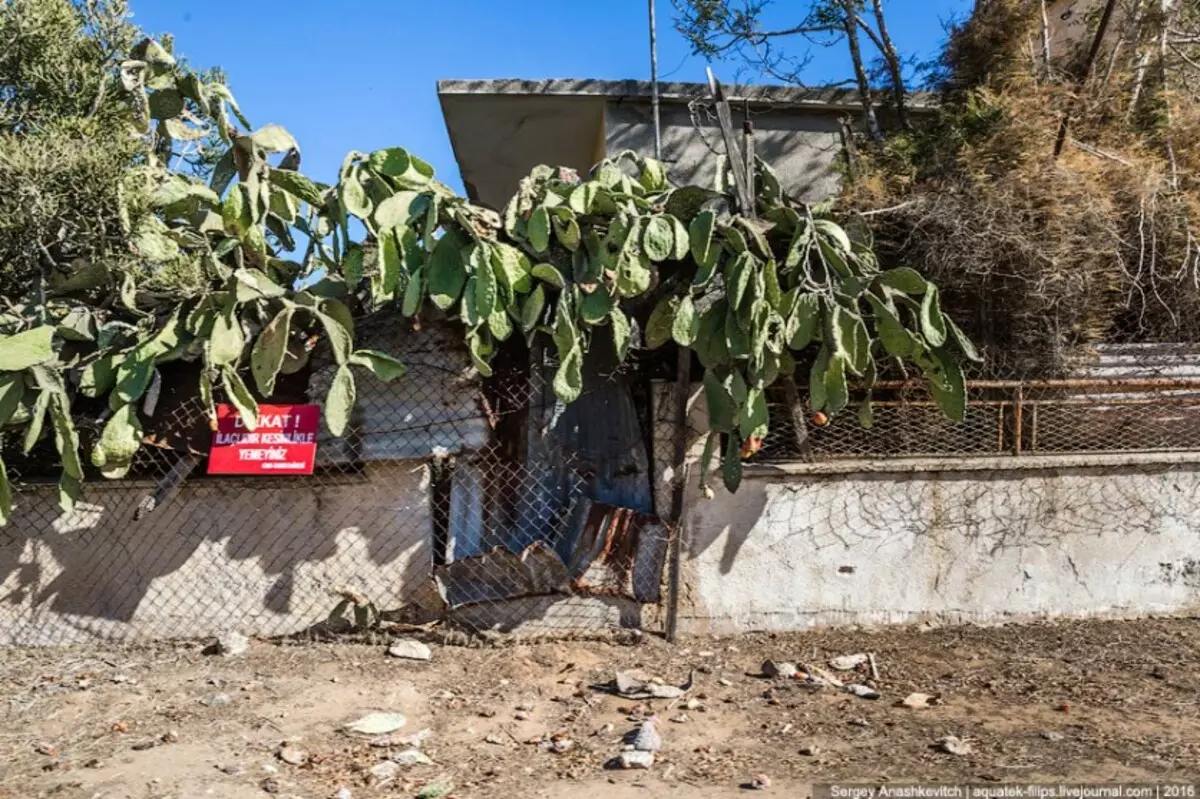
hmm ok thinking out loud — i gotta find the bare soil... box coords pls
[2,617,1198,799]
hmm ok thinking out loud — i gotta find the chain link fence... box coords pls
[0,315,681,646]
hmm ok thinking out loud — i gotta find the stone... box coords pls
[371,728,432,749]
[334,789,353,799]
[900,692,933,709]
[387,640,432,661]
[345,712,407,735]
[485,733,506,745]
[516,700,536,712]
[799,742,820,756]
[829,653,870,671]
[669,713,690,723]
[391,749,433,766]
[633,718,662,752]
[618,750,655,769]
[215,631,249,657]
[201,693,231,708]
[1040,731,1065,741]
[278,745,308,766]
[844,683,880,700]
[514,710,530,721]
[717,678,733,687]
[685,698,702,711]
[937,735,973,756]
[762,660,798,679]
[749,774,772,790]
[370,761,400,782]
[550,738,574,753]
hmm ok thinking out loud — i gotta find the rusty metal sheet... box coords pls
[565,498,669,603]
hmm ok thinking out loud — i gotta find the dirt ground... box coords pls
[2,617,1198,799]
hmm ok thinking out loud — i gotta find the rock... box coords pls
[749,774,772,790]
[415,781,453,799]
[215,631,249,657]
[201,693,231,708]
[387,640,432,661]
[369,760,400,782]
[550,737,574,753]
[594,723,615,736]
[1040,731,1065,742]
[633,717,662,752]
[717,678,733,687]
[516,700,536,712]
[698,650,715,657]
[612,669,694,699]
[936,735,973,756]
[829,653,869,671]
[84,758,104,769]
[669,713,690,723]
[278,744,308,766]
[900,692,934,709]
[514,710,530,721]
[485,733,506,745]
[844,683,880,699]
[799,742,820,756]
[370,728,431,749]
[334,789,353,799]
[34,743,58,756]
[218,764,245,776]
[618,750,655,769]
[391,748,433,766]
[761,660,798,679]
[429,689,456,700]
[260,777,280,794]
[685,698,702,711]
[345,712,407,735]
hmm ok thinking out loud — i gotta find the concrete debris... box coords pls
[633,717,662,752]
[844,683,880,700]
[369,760,400,783]
[612,669,694,700]
[390,749,433,766]
[370,728,431,749]
[937,735,973,755]
[345,712,407,735]
[761,660,798,679]
[618,750,655,769]
[277,745,308,766]
[829,653,870,671]
[387,640,432,661]
[200,693,231,708]
[900,692,936,709]
[749,774,772,790]
[485,733,506,745]
[215,631,249,657]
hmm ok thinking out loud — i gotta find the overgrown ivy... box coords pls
[0,29,978,524]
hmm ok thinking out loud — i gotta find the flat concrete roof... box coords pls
[437,78,928,113]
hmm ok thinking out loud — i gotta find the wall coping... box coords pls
[744,451,1200,477]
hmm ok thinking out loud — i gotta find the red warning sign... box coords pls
[207,404,320,475]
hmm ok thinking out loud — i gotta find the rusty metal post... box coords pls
[665,345,691,642]
[1014,385,1024,456]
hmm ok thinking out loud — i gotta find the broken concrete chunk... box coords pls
[618,750,655,769]
[345,712,407,736]
[277,744,308,766]
[900,692,935,709]
[612,669,694,699]
[387,640,432,661]
[761,660,798,679]
[936,735,973,755]
[215,631,249,657]
[390,749,433,766]
[844,683,880,700]
[828,653,869,671]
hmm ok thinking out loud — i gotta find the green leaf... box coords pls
[0,456,10,526]
[858,399,874,429]
[698,432,718,491]
[350,350,407,382]
[221,184,250,237]
[342,245,364,287]
[722,433,742,493]
[466,330,494,377]
[113,354,153,405]
[672,295,699,346]
[23,389,51,453]
[251,307,293,396]
[0,374,23,425]
[866,293,916,358]
[727,252,755,311]
[639,157,668,192]
[79,355,117,398]
[878,267,928,295]
[813,218,852,253]
[787,294,820,351]
[374,190,427,229]
[532,263,565,289]
[529,207,551,253]
[825,353,849,414]
[553,215,581,251]
[763,259,783,311]
[316,299,355,364]
[920,285,948,347]
[271,168,325,206]
[49,393,82,481]
[643,215,674,262]
[948,317,983,363]
[0,326,55,372]
[703,372,736,432]
[378,229,402,297]
[928,349,966,422]
[491,243,533,295]
[92,404,142,477]
[610,307,631,361]
[234,268,286,299]
[671,216,691,261]
[580,286,614,324]
[148,87,184,119]
[521,284,547,332]
[340,170,372,220]
[487,306,513,341]
[740,386,769,440]
[427,233,468,309]
[569,183,598,214]
[208,301,244,366]
[474,250,497,319]
[690,210,716,265]
[553,344,584,404]
[368,147,411,175]
[250,124,297,152]
[646,296,677,350]
[211,149,237,195]
[809,345,831,412]
[325,364,356,436]
[616,253,651,297]
[221,367,259,431]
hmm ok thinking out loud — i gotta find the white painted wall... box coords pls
[0,467,431,645]
[651,383,1200,634]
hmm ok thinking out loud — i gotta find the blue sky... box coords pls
[131,0,969,194]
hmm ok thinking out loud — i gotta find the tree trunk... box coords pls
[841,0,883,140]
[869,0,911,130]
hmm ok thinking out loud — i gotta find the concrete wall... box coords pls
[651,384,1200,634]
[0,467,431,645]
[606,101,846,202]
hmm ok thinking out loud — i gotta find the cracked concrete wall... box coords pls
[651,383,1200,633]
